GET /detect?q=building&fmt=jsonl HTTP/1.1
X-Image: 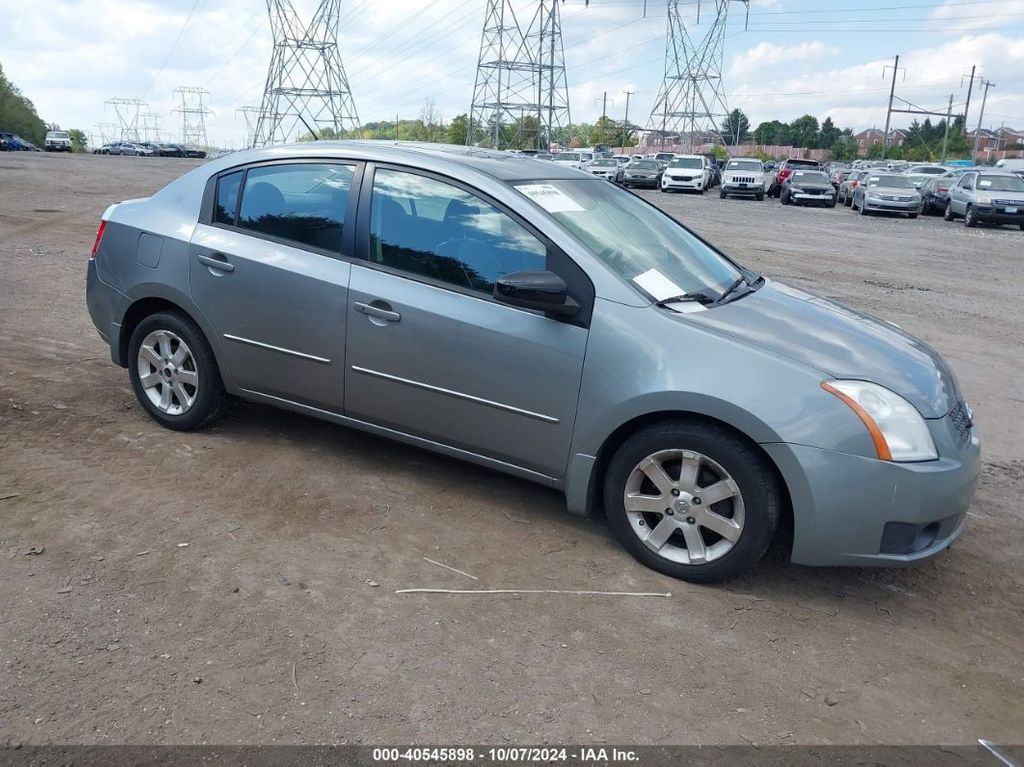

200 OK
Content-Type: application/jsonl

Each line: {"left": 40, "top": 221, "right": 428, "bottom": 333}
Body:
{"left": 854, "top": 128, "right": 907, "bottom": 152}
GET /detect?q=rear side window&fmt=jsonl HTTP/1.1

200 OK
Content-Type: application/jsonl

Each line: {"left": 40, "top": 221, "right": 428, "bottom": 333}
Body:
{"left": 214, "top": 170, "right": 242, "bottom": 226}
{"left": 235, "top": 163, "right": 356, "bottom": 254}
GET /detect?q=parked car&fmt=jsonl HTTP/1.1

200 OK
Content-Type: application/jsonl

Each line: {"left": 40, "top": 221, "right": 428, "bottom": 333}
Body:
{"left": 830, "top": 168, "right": 852, "bottom": 189}
{"left": 919, "top": 168, "right": 974, "bottom": 215}
{"left": 902, "top": 164, "right": 949, "bottom": 190}
{"left": 551, "top": 151, "right": 585, "bottom": 170}
{"left": 779, "top": 170, "right": 836, "bottom": 207}
{"left": 660, "top": 155, "right": 711, "bottom": 193}
{"left": 851, "top": 172, "right": 922, "bottom": 217}
{"left": 837, "top": 170, "right": 864, "bottom": 206}
{"left": 994, "top": 158, "right": 1024, "bottom": 172}
{"left": 645, "top": 152, "right": 676, "bottom": 164}
{"left": 620, "top": 159, "right": 662, "bottom": 189}
{"left": 769, "top": 158, "right": 821, "bottom": 197}
{"left": 99, "top": 142, "right": 144, "bottom": 156}
{"left": 85, "top": 141, "right": 979, "bottom": 583}
{"left": 585, "top": 158, "right": 619, "bottom": 181}
{"left": 719, "top": 157, "right": 767, "bottom": 200}
{"left": 45, "top": 130, "right": 73, "bottom": 152}
{"left": 943, "top": 171, "right": 1024, "bottom": 229}
{"left": 0, "top": 131, "right": 33, "bottom": 151}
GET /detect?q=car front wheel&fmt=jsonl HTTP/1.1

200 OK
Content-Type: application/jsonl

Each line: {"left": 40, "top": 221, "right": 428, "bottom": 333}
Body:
{"left": 128, "top": 310, "right": 225, "bottom": 431}
{"left": 964, "top": 205, "right": 978, "bottom": 227}
{"left": 604, "top": 420, "right": 781, "bottom": 583}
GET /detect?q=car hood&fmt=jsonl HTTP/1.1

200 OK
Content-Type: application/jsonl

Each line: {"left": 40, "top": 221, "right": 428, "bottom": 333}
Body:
{"left": 979, "top": 189, "right": 1024, "bottom": 201}
{"left": 791, "top": 182, "right": 832, "bottom": 190}
{"left": 680, "top": 281, "right": 958, "bottom": 418}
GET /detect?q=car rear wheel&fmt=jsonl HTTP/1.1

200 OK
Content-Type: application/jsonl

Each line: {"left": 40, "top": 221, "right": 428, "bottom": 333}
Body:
{"left": 128, "top": 311, "right": 225, "bottom": 431}
{"left": 964, "top": 205, "right": 978, "bottom": 227}
{"left": 604, "top": 420, "right": 781, "bottom": 583}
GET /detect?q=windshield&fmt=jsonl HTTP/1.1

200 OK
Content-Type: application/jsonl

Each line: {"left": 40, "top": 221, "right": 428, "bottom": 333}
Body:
{"left": 513, "top": 179, "right": 740, "bottom": 300}
{"left": 553, "top": 153, "right": 580, "bottom": 162}
{"left": 869, "top": 175, "right": 915, "bottom": 188}
{"left": 909, "top": 166, "right": 946, "bottom": 174}
{"left": 976, "top": 175, "right": 1024, "bottom": 192}
{"left": 669, "top": 158, "right": 703, "bottom": 169}
{"left": 48, "top": 131, "right": 69, "bottom": 138}
{"left": 630, "top": 161, "right": 659, "bottom": 170}
{"left": 727, "top": 160, "right": 761, "bottom": 170}
{"left": 791, "top": 171, "right": 830, "bottom": 184}
{"left": 591, "top": 159, "right": 616, "bottom": 167}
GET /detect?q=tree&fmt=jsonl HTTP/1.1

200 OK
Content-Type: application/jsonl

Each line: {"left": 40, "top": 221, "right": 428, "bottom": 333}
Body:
{"left": 818, "top": 117, "right": 840, "bottom": 149}
{"left": 67, "top": 128, "right": 87, "bottom": 152}
{"left": 753, "top": 120, "right": 787, "bottom": 145}
{"left": 0, "top": 63, "right": 46, "bottom": 144}
{"left": 447, "top": 113, "right": 469, "bottom": 145}
{"left": 721, "top": 108, "right": 750, "bottom": 145}
{"left": 788, "top": 114, "right": 819, "bottom": 148}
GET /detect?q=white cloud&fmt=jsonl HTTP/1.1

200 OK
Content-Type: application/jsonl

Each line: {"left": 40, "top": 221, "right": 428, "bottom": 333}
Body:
{"left": 730, "top": 41, "right": 839, "bottom": 79}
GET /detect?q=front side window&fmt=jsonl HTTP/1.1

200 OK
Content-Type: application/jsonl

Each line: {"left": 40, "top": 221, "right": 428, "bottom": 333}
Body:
{"left": 958, "top": 174, "right": 975, "bottom": 189}
{"left": 236, "top": 163, "right": 355, "bottom": 253}
{"left": 514, "top": 179, "right": 740, "bottom": 301}
{"left": 369, "top": 169, "right": 547, "bottom": 295}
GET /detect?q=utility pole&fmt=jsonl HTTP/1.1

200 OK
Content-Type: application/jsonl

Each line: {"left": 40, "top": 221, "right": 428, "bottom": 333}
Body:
{"left": 881, "top": 54, "right": 902, "bottom": 159}
{"left": 961, "top": 65, "right": 977, "bottom": 133}
{"left": 940, "top": 94, "right": 953, "bottom": 163}
{"left": 621, "top": 90, "right": 635, "bottom": 150}
{"left": 594, "top": 91, "right": 609, "bottom": 144}
{"left": 972, "top": 79, "right": 994, "bottom": 162}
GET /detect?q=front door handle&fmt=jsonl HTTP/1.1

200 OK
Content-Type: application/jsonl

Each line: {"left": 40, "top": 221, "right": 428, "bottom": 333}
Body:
{"left": 354, "top": 301, "right": 401, "bottom": 323}
{"left": 197, "top": 253, "right": 234, "bottom": 272}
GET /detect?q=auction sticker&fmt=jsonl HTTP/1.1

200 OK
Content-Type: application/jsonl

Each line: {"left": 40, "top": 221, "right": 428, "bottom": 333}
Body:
{"left": 517, "top": 184, "right": 585, "bottom": 213}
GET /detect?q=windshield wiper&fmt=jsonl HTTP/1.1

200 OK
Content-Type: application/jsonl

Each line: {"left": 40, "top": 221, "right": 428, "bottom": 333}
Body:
{"left": 717, "top": 277, "right": 748, "bottom": 304}
{"left": 655, "top": 291, "right": 719, "bottom": 307}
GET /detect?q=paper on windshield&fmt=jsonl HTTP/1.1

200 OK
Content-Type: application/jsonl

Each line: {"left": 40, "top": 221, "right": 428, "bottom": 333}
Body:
{"left": 632, "top": 268, "right": 684, "bottom": 302}
{"left": 517, "top": 184, "right": 585, "bottom": 213}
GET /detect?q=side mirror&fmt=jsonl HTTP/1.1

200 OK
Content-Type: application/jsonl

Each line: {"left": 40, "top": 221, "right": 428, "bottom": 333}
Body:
{"left": 494, "top": 270, "right": 579, "bottom": 317}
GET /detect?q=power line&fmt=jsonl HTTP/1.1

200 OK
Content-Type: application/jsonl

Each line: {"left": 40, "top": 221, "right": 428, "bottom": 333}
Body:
{"left": 142, "top": 0, "right": 206, "bottom": 100}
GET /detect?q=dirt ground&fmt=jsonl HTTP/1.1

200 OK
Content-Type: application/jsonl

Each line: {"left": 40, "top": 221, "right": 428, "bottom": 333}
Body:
{"left": 0, "top": 153, "right": 1021, "bottom": 747}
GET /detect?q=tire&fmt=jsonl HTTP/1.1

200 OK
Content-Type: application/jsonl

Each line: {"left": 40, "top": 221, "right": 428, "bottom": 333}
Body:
{"left": 697, "top": 187, "right": 704, "bottom": 195}
{"left": 908, "top": 213, "right": 918, "bottom": 219}
{"left": 756, "top": 192, "right": 764, "bottom": 201}
{"left": 964, "top": 205, "right": 977, "bottom": 227}
{"left": 1019, "top": 224, "right": 1024, "bottom": 231}
{"left": 660, "top": 185, "right": 668, "bottom": 193}
{"left": 719, "top": 188, "right": 726, "bottom": 199}
{"left": 859, "top": 200, "right": 869, "bottom": 215}
{"left": 827, "top": 200, "right": 836, "bottom": 208}
{"left": 944, "top": 201, "right": 956, "bottom": 221}
{"left": 604, "top": 420, "right": 781, "bottom": 583}
{"left": 127, "top": 310, "right": 225, "bottom": 431}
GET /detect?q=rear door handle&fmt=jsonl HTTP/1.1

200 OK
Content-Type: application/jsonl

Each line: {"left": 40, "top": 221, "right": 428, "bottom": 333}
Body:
{"left": 197, "top": 253, "right": 234, "bottom": 272}
{"left": 354, "top": 301, "right": 401, "bottom": 323}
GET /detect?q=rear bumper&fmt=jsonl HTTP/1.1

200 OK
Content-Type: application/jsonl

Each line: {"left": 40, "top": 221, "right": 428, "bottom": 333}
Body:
{"left": 763, "top": 417, "right": 981, "bottom": 567}
{"left": 86, "top": 259, "right": 128, "bottom": 365}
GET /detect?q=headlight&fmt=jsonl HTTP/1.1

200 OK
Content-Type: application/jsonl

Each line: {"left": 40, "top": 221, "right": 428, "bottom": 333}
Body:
{"left": 822, "top": 380, "right": 938, "bottom": 462}
{"left": 791, "top": 187, "right": 803, "bottom": 193}
{"left": 977, "top": 195, "right": 991, "bottom": 204}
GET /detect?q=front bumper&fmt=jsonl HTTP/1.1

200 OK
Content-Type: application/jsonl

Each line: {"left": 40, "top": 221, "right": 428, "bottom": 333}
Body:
{"left": 973, "top": 206, "right": 1024, "bottom": 224}
{"left": 722, "top": 182, "right": 762, "bottom": 195}
{"left": 792, "top": 192, "right": 834, "bottom": 205}
{"left": 763, "top": 414, "right": 981, "bottom": 567}
{"left": 863, "top": 197, "right": 921, "bottom": 212}
{"left": 662, "top": 176, "right": 703, "bottom": 190}
{"left": 623, "top": 176, "right": 658, "bottom": 188}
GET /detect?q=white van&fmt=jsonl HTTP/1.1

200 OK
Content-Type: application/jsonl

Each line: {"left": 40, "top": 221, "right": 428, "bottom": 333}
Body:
{"left": 994, "top": 158, "right": 1024, "bottom": 171}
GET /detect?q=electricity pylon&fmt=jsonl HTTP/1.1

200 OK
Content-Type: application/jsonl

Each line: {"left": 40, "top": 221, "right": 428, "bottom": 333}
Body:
{"left": 236, "top": 106, "right": 262, "bottom": 148}
{"left": 140, "top": 112, "right": 164, "bottom": 143}
{"left": 647, "top": 0, "right": 749, "bottom": 151}
{"left": 104, "top": 98, "right": 148, "bottom": 142}
{"left": 253, "top": 0, "right": 361, "bottom": 146}
{"left": 172, "top": 87, "right": 213, "bottom": 147}
{"left": 467, "top": 0, "right": 571, "bottom": 150}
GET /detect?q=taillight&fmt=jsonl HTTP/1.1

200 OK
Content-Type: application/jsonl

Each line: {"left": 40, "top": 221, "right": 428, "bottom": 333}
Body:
{"left": 937, "top": 186, "right": 948, "bottom": 193}
{"left": 90, "top": 219, "right": 108, "bottom": 259}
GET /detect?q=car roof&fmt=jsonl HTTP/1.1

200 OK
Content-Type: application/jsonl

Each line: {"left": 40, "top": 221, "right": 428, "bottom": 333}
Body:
{"left": 212, "top": 141, "right": 589, "bottom": 182}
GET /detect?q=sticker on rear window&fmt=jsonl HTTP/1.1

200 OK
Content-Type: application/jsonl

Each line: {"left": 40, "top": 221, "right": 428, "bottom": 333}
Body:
{"left": 517, "top": 184, "right": 585, "bottom": 213}
{"left": 632, "top": 268, "right": 684, "bottom": 302}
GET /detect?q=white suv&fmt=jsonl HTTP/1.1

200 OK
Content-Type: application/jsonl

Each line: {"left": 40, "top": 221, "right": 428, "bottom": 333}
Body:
{"left": 720, "top": 157, "right": 767, "bottom": 200}
{"left": 45, "top": 130, "right": 72, "bottom": 152}
{"left": 661, "top": 155, "right": 711, "bottom": 194}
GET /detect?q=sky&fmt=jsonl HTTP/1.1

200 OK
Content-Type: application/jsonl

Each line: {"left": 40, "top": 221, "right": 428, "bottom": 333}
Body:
{"left": 1, "top": 0, "right": 1023, "bottom": 148}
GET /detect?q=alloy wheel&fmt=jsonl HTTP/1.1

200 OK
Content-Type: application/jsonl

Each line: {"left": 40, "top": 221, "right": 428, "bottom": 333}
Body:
{"left": 623, "top": 449, "right": 744, "bottom": 566}
{"left": 136, "top": 329, "right": 199, "bottom": 415}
